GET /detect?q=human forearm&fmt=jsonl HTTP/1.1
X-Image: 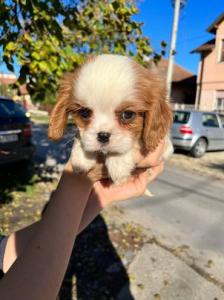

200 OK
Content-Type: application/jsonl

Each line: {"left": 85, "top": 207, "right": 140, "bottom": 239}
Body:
{"left": 0, "top": 168, "right": 92, "bottom": 300}
{"left": 3, "top": 183, "right": 105, "bottom": 273}
{"left": 77, "top": 189, "right": 106, "bottom": 233}
{"left": 3, "top": 160, "right": 164, "bottom": 276}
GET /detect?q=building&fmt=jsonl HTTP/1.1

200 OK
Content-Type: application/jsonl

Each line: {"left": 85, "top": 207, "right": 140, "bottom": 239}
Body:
{"left": 156, "top": 59, "right": 196, "bottom": 105}
{"left": 192, "top": 12, "right": 224, "bottom": 111}
{"left": 0, "top": 73, "right": 17, "bottom": 95}
{"left": 0, "top": 73, "right": 32, "bottom": 109}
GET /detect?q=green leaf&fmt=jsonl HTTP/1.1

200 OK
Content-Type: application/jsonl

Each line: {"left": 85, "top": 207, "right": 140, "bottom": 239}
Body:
{"left": 31, "top": 52, "right": 41, "bottom": 60}
{"left": 161, "top": 40, "right": 167, "bottom": 48}
{"left": 38, "top": 61, "right": 48, "bottom": 72}
{"left": 0, "top": 0, "right": 158, "bottom": 104}
{"left": 64, "top": 45, "right": 74, "bottom": 56}
{"left": 5, "top": 42, "right": 16, "bottom": 51}
{"left": 5, "top": 61, "right": 14, "bottom": 72}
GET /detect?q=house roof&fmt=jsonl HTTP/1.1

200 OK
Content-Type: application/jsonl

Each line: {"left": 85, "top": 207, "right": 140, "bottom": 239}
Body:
{"left": 0, "top": 73, "right": 17, "bottom": 85}
{"left": 0, "top": 73, "right": 28, "bottom": 95}
{"left": 207, "top": 12, "right": 224, "bottom": 34}
{"left": 191, "top": 39, "right": 215, "bottom": 54}
{"left": 156, "top": 59, "right": 194, "bottom": 82}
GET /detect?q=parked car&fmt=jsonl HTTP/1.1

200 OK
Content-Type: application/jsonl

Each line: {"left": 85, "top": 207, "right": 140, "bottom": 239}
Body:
{"left": 172, "top": 110, "right": 224, "bottom": 157}
{"left": 0, "top": 97, "right": 35, "bottom": 165}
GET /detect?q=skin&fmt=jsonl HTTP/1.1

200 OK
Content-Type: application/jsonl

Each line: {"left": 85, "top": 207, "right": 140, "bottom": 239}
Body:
{"left": 0, "top": 140, "right": 165, "bottom": 300}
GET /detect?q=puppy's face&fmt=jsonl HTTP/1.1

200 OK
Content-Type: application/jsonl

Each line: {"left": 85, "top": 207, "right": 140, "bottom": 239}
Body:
{"left": 70, "top": 100, "right": 144, "bottom": 154}
{"left": 49, "top": 54, "right": 172, "bottom": 154}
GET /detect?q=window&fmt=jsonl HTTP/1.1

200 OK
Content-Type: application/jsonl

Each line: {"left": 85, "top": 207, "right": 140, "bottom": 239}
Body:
{"left": 219, "top": 39, "right": 224, "bottom": 62}
{"left": 0, "top": 99, "right": 25, "bottom": 117}
{"left": 216, "top": 98, "right": 224, "bottom": 111}
{"left": 216, "top": 91, "right": 224, "bottom": 111}
{"left": 219, "top": 114, "right": 224, "bottom": 128}
{"left": 202, "top": 113, "right": 219, "bottom": 127}
{"left": 173, "top": 111, "right": 190, "bottom": 124}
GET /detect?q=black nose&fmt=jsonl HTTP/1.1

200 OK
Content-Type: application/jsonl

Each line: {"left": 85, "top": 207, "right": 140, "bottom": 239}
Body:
{"left": 97, "top": 132, "right": 111, "bottom": 144}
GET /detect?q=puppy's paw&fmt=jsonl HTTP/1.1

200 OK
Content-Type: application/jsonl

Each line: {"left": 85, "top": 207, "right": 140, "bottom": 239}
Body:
{"left": 106, "top": 152, "right": 135, "bottom": 185}
{"left": 70, "top": 141, "right": 96, "bottom": 174}
{"left": 71, "top": 155, "right": 96, "bottom": 174}
{"left": 112, "top": 175, "right": 130, "bottom": 186}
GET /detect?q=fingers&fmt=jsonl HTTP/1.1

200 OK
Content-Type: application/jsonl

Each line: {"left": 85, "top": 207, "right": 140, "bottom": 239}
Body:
{"left": 92, "top": 161, "right": 164, "bottom": 206}
{"left": 147, "top": 161, "right": 164, "bottom": 183}
{"left": 136, "top": 139, "right": 165, "bottom": 168}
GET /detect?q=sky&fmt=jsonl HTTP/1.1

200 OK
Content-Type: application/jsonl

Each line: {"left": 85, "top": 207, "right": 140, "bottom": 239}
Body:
{"left": 0, "top": 0, "right": 223, "bottom": 76}
{"left": 136, "top": 0, "right": 223, "bottom": 74}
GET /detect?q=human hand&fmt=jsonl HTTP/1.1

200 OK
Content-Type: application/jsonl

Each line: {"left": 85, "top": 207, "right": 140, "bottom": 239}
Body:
{"left": 135, "top": 139, "right": 165, "bottom": 168}
{"left": 91, "top": 140, "right": 165, "bottom": 207}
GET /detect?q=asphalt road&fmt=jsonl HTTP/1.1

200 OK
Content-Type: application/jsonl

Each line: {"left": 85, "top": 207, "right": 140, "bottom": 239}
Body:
{"left": 120, "top": 165, "right": 224, "bottom": 249}
{"left": 119, "top": 165, "right": 224, "bottom": 282}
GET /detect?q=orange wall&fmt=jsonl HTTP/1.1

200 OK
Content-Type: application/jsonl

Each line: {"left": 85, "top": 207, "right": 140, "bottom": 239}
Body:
{"left": 198, "top": 20, "right": 224, "bottom": 110}
{"left": 201, "top": 21, "right": 224, "bottom": 85}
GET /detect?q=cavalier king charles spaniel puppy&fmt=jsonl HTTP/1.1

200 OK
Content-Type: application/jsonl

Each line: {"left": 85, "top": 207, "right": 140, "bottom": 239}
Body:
{"left": 48, "top": 54, "right": 173, "bottom": 183}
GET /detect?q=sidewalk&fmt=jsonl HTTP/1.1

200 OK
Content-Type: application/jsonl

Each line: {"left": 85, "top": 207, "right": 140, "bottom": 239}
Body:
{"left": 102, "top": 204, "right": 224, "bottom": 300}
{"left": 117, "top": 243, "right": 224, "bottom": 300}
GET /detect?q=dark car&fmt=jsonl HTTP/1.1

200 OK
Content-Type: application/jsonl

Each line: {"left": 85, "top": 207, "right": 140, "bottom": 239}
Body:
{"left": 0, "top": 97, "right": 35, "bottom": 165}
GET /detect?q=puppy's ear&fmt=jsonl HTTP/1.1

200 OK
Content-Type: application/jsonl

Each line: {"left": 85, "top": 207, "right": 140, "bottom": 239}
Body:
{"left": 48, "top": 73, "right": 76, "bottom": 140}
{"left": 143, "top": 91, "right": 172, "bottom": 151}
{"left": 136, "top": 66, "right": 173, "bottom": 151}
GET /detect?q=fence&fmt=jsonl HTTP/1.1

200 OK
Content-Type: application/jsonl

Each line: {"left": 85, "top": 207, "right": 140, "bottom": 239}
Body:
{"left": 171, "top": 103, "right": 224, "bottom": 113}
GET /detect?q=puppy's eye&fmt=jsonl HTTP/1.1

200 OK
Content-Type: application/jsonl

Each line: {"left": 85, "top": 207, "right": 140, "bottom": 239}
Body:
{"left": 78, "top": 108, "right": 92, "bottom": 119}
{"left": 121, "top": 111, "right": 136, "bottom": 122}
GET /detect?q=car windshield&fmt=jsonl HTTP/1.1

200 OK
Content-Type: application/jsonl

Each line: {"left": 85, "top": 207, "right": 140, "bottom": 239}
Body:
{"left": 173, "top": 111, "right": 190, "bottom": 124}
{"left": 0, "top": 99, "right": 26, "bottom": 117}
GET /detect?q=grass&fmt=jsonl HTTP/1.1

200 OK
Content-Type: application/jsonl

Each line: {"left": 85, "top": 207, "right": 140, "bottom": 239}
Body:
{"left": 30, "top": 111, "right": 74, "bottom": 125}
{"left": 0, "top": 163, "right": 56, "bottom": 235}
{"left": 30, "top": 112, "right": 49, "bottom": 124}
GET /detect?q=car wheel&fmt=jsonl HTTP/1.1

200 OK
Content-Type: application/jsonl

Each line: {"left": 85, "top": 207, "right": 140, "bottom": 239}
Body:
{"left": 190, "top": 138, "right": 207, "bottom": 158}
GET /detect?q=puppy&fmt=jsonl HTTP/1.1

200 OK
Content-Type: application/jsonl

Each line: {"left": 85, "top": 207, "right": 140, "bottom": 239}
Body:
{"left": 48, "top": 54, "right": 173, "bottom": 183}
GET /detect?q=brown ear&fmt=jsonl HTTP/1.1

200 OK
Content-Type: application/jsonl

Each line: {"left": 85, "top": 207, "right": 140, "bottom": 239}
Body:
{"left": 143, "top": 91, "right": 172, "bottom": 151}
{"left": 134, "top": 64, "right": 173, "bottom": 151}
{"left": 48, "top": 73, "right": 76, "bottom": 140}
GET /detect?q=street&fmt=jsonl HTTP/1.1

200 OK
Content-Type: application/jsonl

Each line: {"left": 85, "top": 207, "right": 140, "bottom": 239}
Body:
{"left": 121, "top": 165, "right": 224, "bottom": 249}
{"left": 119, "top": 165, "right": 224, "bottom": 286}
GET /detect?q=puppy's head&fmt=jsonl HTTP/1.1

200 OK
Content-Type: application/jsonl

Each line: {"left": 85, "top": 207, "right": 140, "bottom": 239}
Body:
{"left": 49, "top": 54, "right": 172, "bottom": 154}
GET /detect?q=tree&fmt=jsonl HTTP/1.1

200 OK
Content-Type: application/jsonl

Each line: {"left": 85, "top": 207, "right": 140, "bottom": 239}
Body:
{"left": 0, "top": 0, "right": 159, "bottom": 104}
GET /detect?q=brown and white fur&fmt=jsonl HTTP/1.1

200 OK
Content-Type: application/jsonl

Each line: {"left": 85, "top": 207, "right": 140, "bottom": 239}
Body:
{"left": 48, "top": 54, "right": 173, "bottom": 183}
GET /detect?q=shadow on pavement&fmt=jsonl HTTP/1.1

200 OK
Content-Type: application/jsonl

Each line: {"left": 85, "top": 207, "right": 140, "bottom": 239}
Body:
{"left": 0, "top": 161, "right": 37, "bottom": 204}
{"left": 207, "top": 162, "right": 224, "bottom": 171}
{"left": 58, "top": 215, "right": 134, "bottom": 300}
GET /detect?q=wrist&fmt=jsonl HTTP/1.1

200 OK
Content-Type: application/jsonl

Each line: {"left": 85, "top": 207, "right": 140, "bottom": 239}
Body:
{"left": 58, "top": 164, "right": 93, "bottom": 200}
{"left": 64, "top": 161, "right": 74, "bottom": 173}
{"left": 91, "top": 181, "right": 113, "bottom": 209}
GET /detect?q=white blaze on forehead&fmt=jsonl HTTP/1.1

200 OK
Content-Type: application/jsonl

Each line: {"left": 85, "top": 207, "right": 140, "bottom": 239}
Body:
{"left": 74, "top": 54, "right": 136, "bottom": 110}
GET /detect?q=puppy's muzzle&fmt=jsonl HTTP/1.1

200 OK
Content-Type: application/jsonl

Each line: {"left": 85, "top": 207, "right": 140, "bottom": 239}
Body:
{"left": 97, "top": 132, "right": 111, "bottom": 144}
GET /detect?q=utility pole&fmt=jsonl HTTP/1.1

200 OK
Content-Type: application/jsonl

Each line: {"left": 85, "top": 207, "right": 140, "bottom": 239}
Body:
{"left": 166, "top": 0, "right": 187, "bottom": 101}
